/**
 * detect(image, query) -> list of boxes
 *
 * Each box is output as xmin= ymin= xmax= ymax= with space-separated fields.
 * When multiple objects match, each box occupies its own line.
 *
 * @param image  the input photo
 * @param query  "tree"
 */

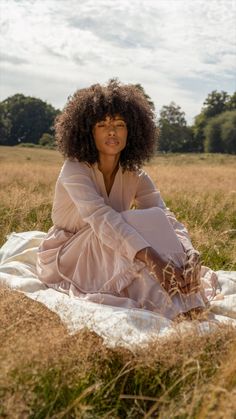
xmin=202 ymin=90 xmax=229 ymax=118
xmin=159 ymin=102 xmax=186 ymax=126
xmin=0 ymin=94 xmax=60 ymax=146
xmin=192 ymin=91 xmax=236 ymax=152
xmin=0 ymin=102 xmax=12 ymax=145
xmin=204 ymin=115 xmax=223 ymax=153
xmin=204 ymin=110 xmax=236 ymax=154
xmin=221 ymin=111 xmax=236 ymax=154
xmin=39 ymin=133 xmax=55 ymax=148
xmin=226 ymin=92 xmax=236 ymax=111
xmin=157 ymin=102 xmax=193 ymax=152
xmin=192 ymin=112 xmax=208 ymax=152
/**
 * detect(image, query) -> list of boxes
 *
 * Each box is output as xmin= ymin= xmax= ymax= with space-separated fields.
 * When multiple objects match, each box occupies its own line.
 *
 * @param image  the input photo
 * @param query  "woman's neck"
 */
xmin=98 ymin=155 xmax=120 ymax=179
xmin=97 ymin=155 xmax=120 ymax=196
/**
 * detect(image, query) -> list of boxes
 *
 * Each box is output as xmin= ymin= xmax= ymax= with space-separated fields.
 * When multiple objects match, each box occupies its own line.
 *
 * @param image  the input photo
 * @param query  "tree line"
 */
xmin=0 ymin=89 xmax=235 ymax=153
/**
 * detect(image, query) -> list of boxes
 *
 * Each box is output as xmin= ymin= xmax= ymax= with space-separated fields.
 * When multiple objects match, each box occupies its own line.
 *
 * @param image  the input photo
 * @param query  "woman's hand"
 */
xmin=181 ymin=249 xmax=201 ymax=294
xmin=135 ymin=247 xmax=201 ymax=296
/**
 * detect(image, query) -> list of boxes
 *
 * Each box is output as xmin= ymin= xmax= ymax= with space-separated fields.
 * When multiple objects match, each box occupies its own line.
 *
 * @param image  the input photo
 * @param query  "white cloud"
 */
xmin=0 ymin=0 xmax=235 ymax=123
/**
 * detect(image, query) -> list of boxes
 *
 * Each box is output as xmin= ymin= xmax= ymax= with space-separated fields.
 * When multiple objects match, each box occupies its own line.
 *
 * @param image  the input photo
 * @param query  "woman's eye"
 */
xmin=96 ymin=121 xmax=126 ymax=128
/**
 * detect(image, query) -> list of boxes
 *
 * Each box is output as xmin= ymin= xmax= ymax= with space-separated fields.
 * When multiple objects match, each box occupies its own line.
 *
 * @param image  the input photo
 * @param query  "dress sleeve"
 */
xmin=59 ymin=160 xmax=150 ymax=261
xmin=134 ymin=170 xmax=195 ymax=252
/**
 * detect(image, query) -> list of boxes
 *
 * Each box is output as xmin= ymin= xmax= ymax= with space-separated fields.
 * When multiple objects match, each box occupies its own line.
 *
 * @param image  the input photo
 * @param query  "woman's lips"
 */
xmin=105 ymin=139 xmax=119 ymax=145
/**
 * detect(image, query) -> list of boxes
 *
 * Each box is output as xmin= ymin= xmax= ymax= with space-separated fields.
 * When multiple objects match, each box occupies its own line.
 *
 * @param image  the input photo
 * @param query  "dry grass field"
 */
xmin=1 ymin=146 xmax=235 ymax=268
xmin=0 ymin=146 xmax=236 ymax=418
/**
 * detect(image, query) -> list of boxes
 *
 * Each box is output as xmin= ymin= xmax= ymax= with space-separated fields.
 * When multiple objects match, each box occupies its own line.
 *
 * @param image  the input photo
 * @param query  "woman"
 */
xmin=37 ymin=80 xmax=208 ymax=320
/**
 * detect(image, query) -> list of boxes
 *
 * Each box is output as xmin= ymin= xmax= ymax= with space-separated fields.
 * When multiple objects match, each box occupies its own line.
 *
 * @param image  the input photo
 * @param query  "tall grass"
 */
xmin=0 ymin=147 xmax=236 ymax=418
xmin=0 ymin=147 xmax=235 ymax=269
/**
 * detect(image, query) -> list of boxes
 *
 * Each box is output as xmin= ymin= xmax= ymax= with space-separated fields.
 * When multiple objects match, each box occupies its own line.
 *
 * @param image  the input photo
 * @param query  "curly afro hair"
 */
xmin=55 ymin=79 xmax=157 ymax=171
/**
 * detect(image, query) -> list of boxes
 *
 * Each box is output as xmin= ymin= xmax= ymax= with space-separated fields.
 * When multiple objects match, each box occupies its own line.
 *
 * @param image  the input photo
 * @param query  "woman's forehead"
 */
xmin=99 ymin=114 xmax=125 ymax=122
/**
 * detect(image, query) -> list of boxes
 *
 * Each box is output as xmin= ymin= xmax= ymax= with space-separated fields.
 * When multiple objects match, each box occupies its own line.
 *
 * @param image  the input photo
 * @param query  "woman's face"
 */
xmin=92 ymin=115 xmax=128 ymax=159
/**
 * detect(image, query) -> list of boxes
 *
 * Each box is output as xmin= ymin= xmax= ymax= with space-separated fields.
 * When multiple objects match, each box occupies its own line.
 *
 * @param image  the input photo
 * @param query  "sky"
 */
xmin=0 ymin=0 xmax=235 ymax=124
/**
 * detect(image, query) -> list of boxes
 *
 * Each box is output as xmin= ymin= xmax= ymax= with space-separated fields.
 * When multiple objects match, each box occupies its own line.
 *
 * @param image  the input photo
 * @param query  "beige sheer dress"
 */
xmin=37 ymin=159 xmax=207 ymax=319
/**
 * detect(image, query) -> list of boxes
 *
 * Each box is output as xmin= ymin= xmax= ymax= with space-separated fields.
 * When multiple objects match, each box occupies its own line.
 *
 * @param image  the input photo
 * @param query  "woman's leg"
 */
xmin=121 ymin=208 xmax=206 ymax=318
xmin=122 ymin=207 xmax=186 ymax=266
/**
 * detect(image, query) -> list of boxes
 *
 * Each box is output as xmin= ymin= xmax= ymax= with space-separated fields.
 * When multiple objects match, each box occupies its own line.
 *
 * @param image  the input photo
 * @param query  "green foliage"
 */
xmin=159 ymin=102 xmax=186 ymax=126
xmin=0 ymin=94 xmax=60 ymax=146
xmin=39 ymin=133 xmax=55 ymax=148
xmin=192 ymin=112 xmax=207 ymax=152
xmin=221 ymin=111 xmax=236 ymax=154
xmin=17 ymin=142 xmax=41 ymax=148
xmin=204 ymin=111 xmax=236 ymax=154
xmin=204 ymin=115 xmax=224 ymax=153
xmin=226 ymin=91 xmax=236 ymax=111
xmin=158 ymin=102 xmax=194 ymax=152
xmin=193 ymin=91 xmax=236 ymax=153
xmin=0 ymin=106 xmax=11 ymax=145
xmin=202 ymin=90 xmax=229 ymax=118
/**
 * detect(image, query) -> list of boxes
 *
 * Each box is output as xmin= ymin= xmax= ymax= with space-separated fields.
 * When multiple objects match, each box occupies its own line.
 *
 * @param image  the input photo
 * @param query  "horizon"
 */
xmin=0 ymin=88 xmax=235 ymax=126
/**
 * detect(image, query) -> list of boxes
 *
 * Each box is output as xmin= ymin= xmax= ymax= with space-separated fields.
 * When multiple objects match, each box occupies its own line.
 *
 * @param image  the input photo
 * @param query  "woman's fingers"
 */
xmin=169 ymin=266 xmax=201 ymax=295
xmin=177 ymin=269 xmax=201 ymax=294
xmin=178 ymin=281 xmax=201 ymax=294
xmin=150 ymin=256 xmax=201 ymax=296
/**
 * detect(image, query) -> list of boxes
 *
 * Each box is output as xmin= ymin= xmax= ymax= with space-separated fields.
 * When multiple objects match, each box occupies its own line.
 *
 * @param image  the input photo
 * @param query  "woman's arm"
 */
xmin=59 ymin=160 xmax=150 ymax=261
xmin=134 ymin=170 xmax=195 ymax=253
xmin=134 ymin=171 xmax=201 ymax=294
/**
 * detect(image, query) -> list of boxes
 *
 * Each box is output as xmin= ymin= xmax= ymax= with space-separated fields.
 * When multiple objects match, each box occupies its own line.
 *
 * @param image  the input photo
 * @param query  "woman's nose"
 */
xmin=108 ymin=125 xmax=116 ymax=135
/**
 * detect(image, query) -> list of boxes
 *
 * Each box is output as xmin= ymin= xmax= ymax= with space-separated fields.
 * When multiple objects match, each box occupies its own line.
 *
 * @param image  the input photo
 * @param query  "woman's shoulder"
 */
xmin=121 ymin=168 xmax=152 ymax=190
xmin=59 ymin=159 xmax=93 ymax=178
xmin=124 ymin=167 xmax=149 ymax=180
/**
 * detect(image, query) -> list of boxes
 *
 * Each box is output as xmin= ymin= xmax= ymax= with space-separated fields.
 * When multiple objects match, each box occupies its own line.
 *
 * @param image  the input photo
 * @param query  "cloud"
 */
xmin=0 ymin=0 xmax=235 ymax=123
xmin=0 ymin=52 xmax=29 ymax=65
xmin=72 ymin=54 xmax=86 ymax=66
xmin=0 ymin=64 xmax=75 ymax=109
xmin=67 ymin=14 xmax=156 ymax=50
xmin=43 ymin=46 xmax=67 ymax=59
xmin=0 ymin=19 xmax=10 ymax=35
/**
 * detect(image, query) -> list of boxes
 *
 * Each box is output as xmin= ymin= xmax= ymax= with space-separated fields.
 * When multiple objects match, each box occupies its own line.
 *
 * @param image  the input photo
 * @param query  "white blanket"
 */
xmin=1 ymin=231 xmax=236 ymax=349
